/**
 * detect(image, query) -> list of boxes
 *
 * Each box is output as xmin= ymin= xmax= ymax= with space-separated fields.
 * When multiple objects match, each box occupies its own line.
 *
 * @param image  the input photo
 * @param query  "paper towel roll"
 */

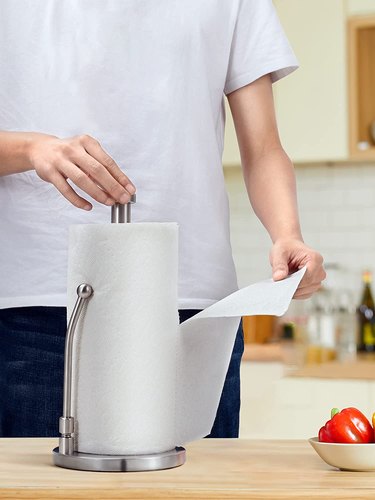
xmin=68 ymin=222 xmax=305 ymax=455
xmin=69 ymin=223 xmax=179 ymax=455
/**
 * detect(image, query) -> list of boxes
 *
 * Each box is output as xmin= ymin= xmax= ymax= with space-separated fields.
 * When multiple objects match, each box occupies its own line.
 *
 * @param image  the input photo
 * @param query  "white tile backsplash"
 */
xmin=346 ymin=188 xmax=375 ymax=208
xmin=300 ymin=209 xmax=332 ymax=229
xmin=224 ymin=162 xmax=375 ymax=299
xmin=331 ymin=209 xmax=364 ymax=228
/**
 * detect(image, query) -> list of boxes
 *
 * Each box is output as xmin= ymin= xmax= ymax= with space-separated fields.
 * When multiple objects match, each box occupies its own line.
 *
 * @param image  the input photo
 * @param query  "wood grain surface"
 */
xmin=1 ymin=438 xmax=375 ymax=499
xmin=292 ymin=359 xmax=375 ymax=380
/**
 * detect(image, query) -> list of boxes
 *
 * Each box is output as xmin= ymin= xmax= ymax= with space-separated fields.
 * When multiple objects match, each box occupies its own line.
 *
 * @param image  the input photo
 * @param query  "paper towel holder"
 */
xmin=52 ymin=197 xmax=186 ymax=472
xmin=111 ymin=194 xmax=137 ymax=223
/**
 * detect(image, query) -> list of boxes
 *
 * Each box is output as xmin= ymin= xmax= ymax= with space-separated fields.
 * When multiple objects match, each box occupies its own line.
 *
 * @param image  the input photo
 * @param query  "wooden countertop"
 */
xmin=242 ymin=344 xmax=375 ymax=381
xmin=292 ymin=359 xmax=375 ymax=380
xmin=243 ymin=343 xmax=283 ymax=362
xmin=2 ymin=438 xmax=375 ymax=498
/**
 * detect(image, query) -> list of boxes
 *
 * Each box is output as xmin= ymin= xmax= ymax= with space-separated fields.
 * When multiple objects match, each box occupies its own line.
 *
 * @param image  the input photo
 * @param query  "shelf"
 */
xmin=348 ymin=15 xmax=375 ymax=156
xmin=348 ymin=147 xmax=375 ymax=161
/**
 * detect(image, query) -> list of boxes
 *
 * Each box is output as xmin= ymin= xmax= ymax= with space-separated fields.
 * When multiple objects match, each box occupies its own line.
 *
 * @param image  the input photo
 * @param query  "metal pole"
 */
xmin=59 ymin=284 xmax=93 ymax=455
xmin=111 ymin=194 xmax=136 ymax=224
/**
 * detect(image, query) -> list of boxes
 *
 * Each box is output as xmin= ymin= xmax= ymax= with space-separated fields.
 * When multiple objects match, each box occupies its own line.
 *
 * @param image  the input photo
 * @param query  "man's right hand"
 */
xmin=27 ymin=133 xmax=135 ymax=211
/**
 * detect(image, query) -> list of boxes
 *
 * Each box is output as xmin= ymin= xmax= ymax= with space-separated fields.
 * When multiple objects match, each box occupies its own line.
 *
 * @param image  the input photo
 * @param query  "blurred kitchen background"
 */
xmin=224 ymin=1 xmax=375 ymax=439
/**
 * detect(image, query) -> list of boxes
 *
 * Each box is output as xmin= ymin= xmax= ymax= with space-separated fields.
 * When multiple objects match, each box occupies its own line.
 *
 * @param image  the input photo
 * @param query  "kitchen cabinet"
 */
xmin=240 ymin=359 xmax=375 ymax=440
xmin=348 ymin=15 xmax=375 ymax=158
xmin=3 ymin=438 xmax=375 ymax=498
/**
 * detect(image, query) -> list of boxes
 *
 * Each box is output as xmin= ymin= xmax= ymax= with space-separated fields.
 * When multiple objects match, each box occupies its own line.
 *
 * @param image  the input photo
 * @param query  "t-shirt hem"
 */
xmin=224 ymin=59 xmax=299 ymax=95
xmin=0 ymin=295 xmax=68 ymax=309
xmin=0 ymin=295 xmax=220 ymax=310
xmin=177 ymin=298 xmax=218 ymax=310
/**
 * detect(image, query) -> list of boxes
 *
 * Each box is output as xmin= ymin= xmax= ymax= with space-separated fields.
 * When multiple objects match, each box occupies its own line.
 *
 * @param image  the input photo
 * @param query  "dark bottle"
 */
xmin=357 ymin=271 xmax=375 ymax=352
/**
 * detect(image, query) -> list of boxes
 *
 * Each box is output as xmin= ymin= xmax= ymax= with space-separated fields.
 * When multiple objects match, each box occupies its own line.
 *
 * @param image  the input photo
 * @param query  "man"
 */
xmin=0 ymin=0 xmax=325 ymax=438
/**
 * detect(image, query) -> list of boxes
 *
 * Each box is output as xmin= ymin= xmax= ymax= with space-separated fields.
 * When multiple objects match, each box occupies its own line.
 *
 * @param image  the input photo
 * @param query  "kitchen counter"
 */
xmin=2 ymin=438 xmax=375 ymax=498
xmin=243 ymin=342 xmax=283 ymax=362
xmin=242 ymin=345 xmax=375 ymax=380
xmin=292 ymin=359 xmax=375 ymax=379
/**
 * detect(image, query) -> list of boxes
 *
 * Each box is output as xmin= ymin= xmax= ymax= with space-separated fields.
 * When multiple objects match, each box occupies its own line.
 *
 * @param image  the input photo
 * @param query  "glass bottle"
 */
xmin=336 ymin=290 xmax=357 ymax=363
xmin=357 ymin=270 xmax=375 ymax=352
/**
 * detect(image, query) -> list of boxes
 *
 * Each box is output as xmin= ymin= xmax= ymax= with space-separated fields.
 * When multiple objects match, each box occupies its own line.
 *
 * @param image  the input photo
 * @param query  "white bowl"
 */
xmin=309 ymin=437 xmax=375 ymax=471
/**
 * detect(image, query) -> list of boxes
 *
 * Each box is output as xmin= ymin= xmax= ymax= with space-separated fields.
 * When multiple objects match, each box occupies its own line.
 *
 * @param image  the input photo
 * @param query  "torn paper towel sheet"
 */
xmin=68 ymin=222 xmax=305 ymax=455
xmin=176 ymin=268 xmax=306 ymax=444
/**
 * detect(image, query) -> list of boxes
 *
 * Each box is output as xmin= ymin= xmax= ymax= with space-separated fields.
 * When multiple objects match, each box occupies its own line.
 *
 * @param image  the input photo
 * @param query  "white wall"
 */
xmin=224 ymin=162 xmax=375 ymax=300
xmin=346 ymin=0 xmax=375 ymax=15
xmin=273 ymin=0 xmax=348 ymax=162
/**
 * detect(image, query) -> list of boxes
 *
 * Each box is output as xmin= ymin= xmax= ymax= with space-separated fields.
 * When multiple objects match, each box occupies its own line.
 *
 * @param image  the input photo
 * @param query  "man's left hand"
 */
xmin=270 ymin=238 xmax=326 ymax=299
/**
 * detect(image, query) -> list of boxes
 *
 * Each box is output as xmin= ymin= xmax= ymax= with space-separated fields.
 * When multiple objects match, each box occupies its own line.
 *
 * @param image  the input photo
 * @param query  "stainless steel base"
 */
xmin=52 ymin=447 xmax=186 ymax=472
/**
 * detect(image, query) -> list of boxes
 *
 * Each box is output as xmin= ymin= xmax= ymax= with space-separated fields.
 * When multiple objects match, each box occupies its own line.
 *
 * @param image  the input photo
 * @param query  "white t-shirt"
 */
xmin=0 ymin=0 xmax=298 ymax=310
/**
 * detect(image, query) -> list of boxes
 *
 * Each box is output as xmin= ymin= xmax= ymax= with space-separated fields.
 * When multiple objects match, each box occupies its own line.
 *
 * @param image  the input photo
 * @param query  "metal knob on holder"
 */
xmin=111 ymin=194 xmax=136 ymax=223
xmin=53 ymin=195 xmax=186 ymax=472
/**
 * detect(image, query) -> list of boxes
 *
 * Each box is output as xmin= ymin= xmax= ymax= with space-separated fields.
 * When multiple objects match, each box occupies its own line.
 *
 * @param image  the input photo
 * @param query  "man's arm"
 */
xmin=227 ymin=74 xmax=325 ymax=298
xmin=0 ymin=131 xmax=135 ymax=210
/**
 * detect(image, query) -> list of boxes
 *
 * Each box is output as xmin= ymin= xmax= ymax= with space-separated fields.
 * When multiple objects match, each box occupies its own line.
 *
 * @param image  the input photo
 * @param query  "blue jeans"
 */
xmin=0 ymin=307 xmax=243 ymax=438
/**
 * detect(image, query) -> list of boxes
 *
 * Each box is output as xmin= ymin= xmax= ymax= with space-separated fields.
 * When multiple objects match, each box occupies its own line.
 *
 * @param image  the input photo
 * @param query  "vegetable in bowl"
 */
xmin=319 ymin=407 xmax=374 ymax=444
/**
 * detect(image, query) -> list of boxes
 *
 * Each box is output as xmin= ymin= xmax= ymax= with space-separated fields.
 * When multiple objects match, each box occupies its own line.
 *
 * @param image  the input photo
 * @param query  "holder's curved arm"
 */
xmin=59 ymin=283 xmax=94 ymax=455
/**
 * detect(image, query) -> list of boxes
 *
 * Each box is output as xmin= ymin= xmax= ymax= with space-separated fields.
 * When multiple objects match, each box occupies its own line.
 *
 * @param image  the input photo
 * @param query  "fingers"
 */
xmin=270 ymin=248 xmax=290 ymax=281
xmin=294 ymin=293 xmax=315 ymax=300
xmin=270 ymin=240 xmax=325 ymax=300
xmin=293 ymin=255 xmax=326 ymax=299
xmin=297 ymin=253 xmax=326 ymax=287
xmin=293 ymin=286 xmax=321 ymax=299
xmin=80 ymin=135 xmax=136 ymax=195
xmin=272 ymin=263 xmax=289 ymax=281
xmin=52 ymin=172 xmax=93 ymax=211
xmin=31 ymin=134 xmax=136 ymax=210
xmin=58 ymin=162 xmax=117 ymax=207
xmin=72 ymin=153 xmax=131 ymax=204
